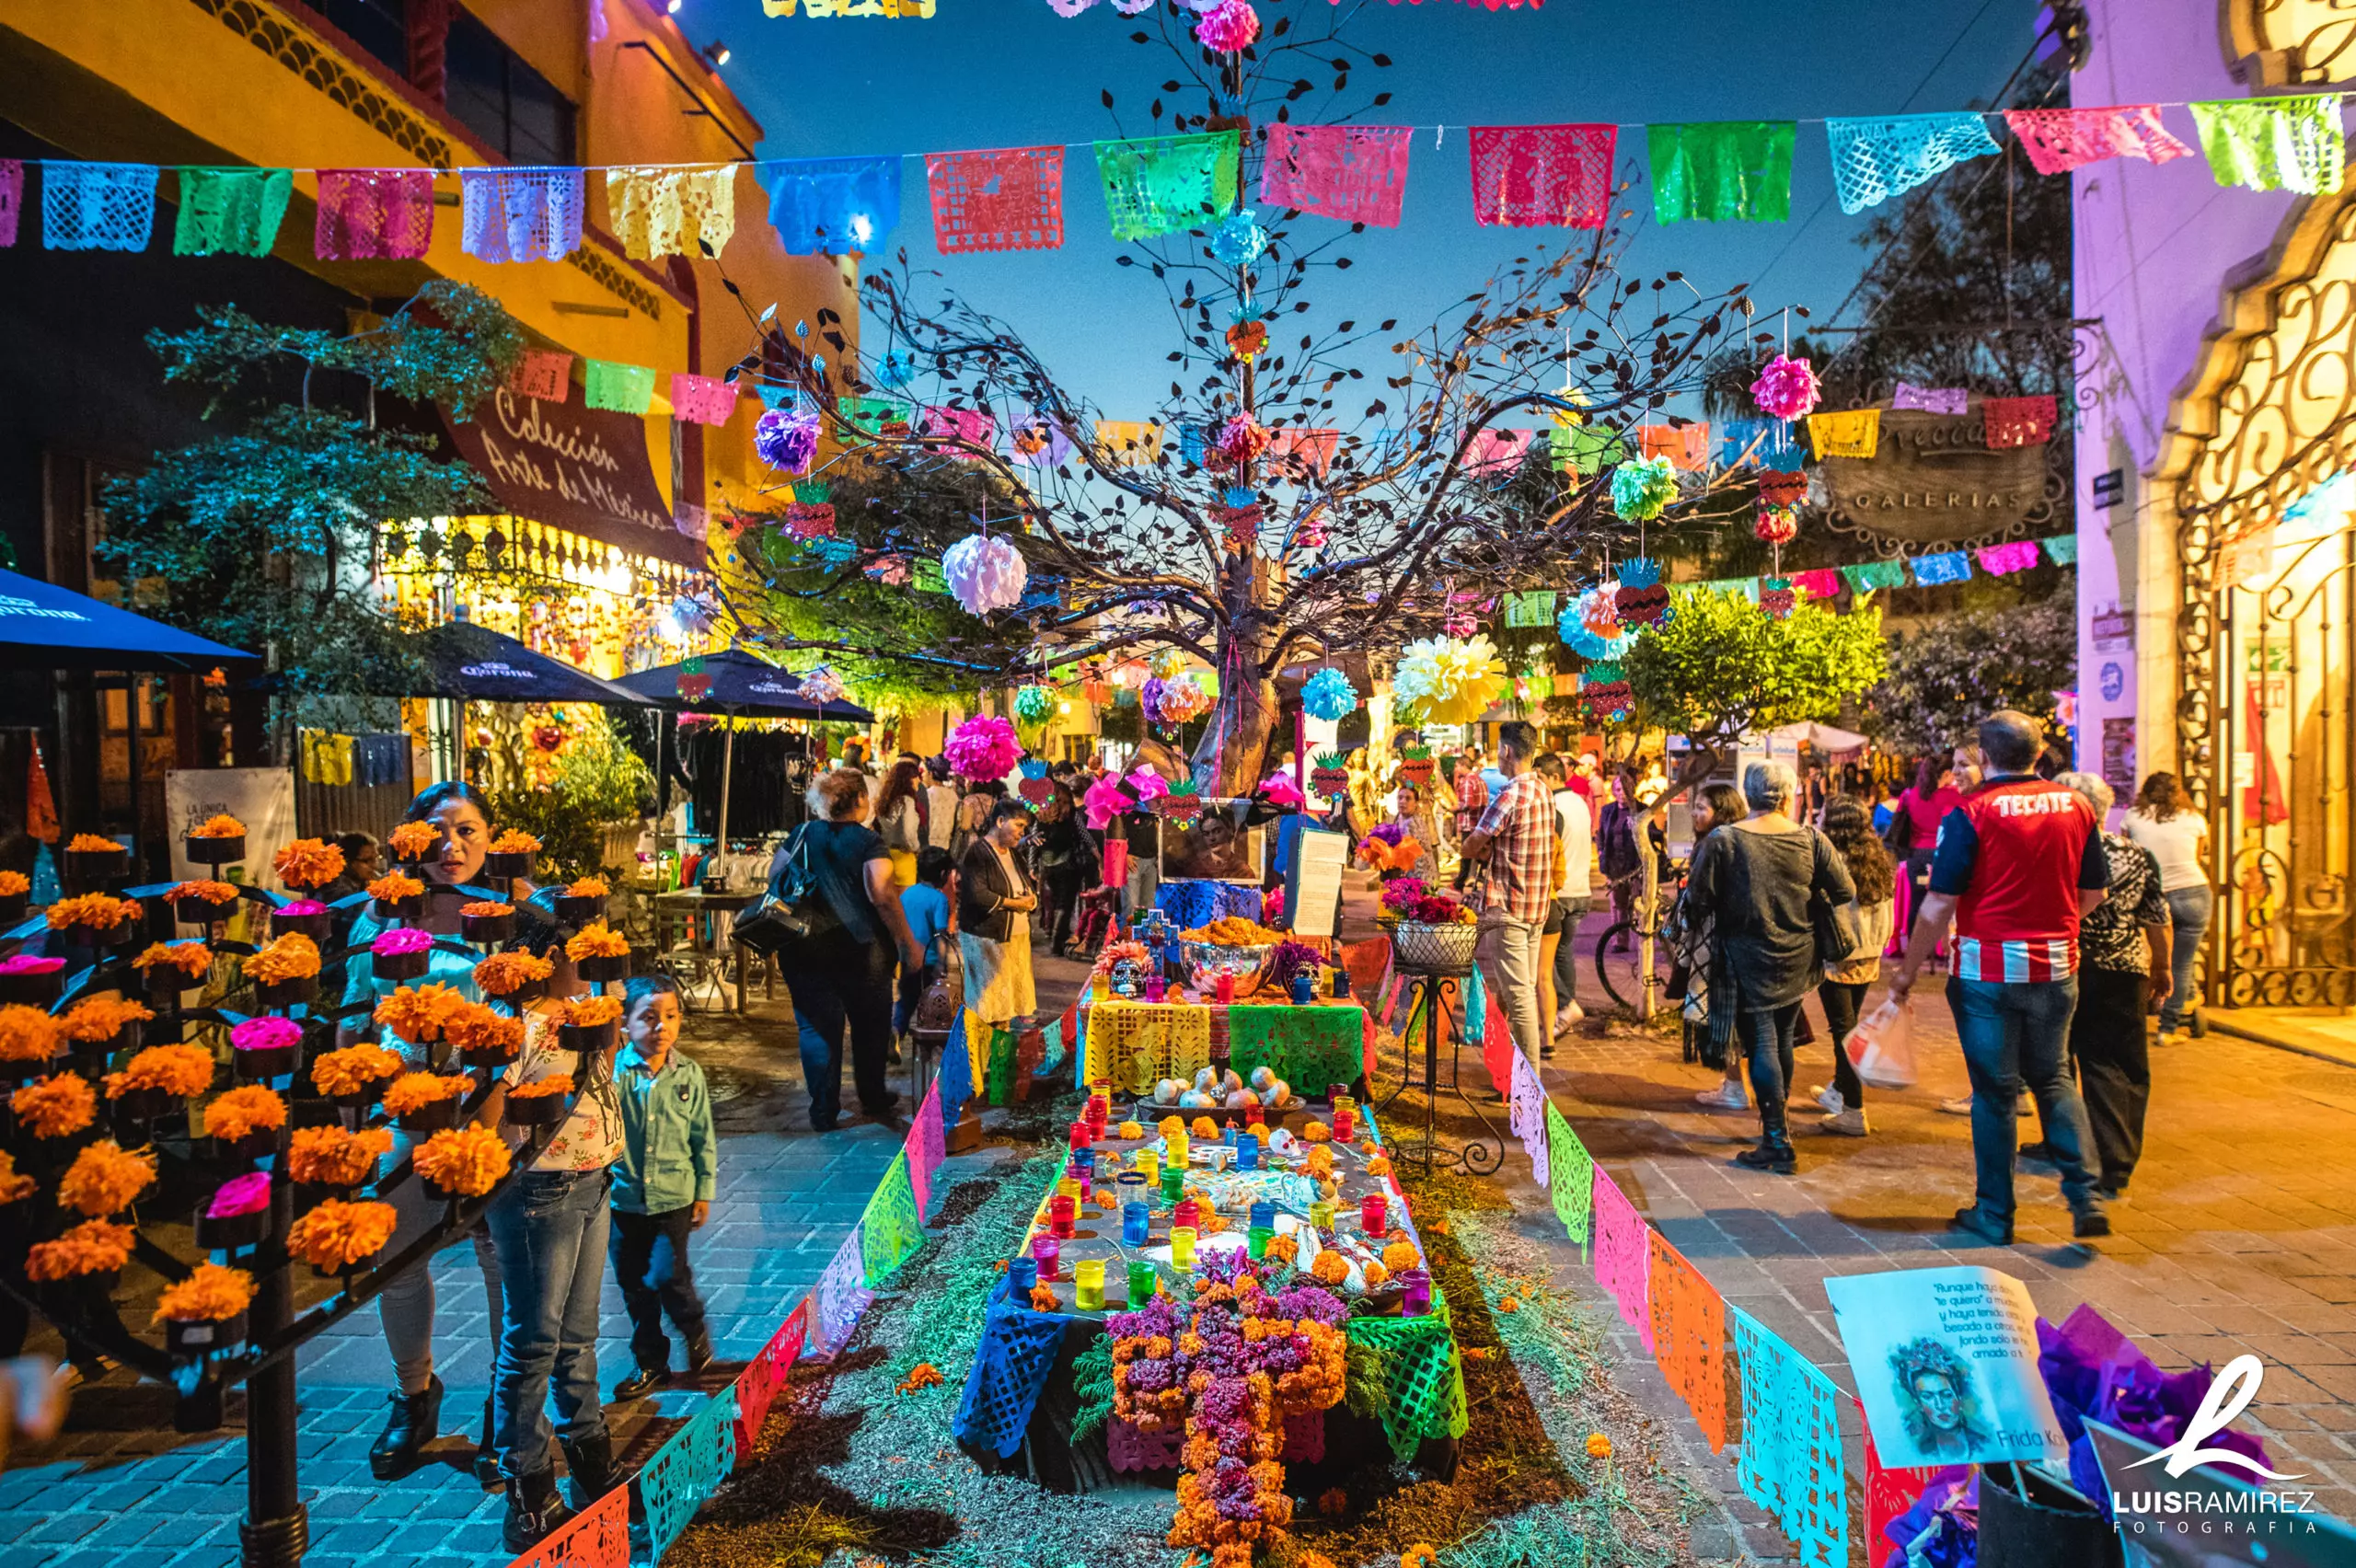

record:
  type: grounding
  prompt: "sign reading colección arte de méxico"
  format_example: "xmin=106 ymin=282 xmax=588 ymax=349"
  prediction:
xmin=442 ymin=392 xmax=704 ymax=570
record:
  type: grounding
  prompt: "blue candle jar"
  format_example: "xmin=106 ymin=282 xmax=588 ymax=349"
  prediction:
xmin=1249 ymin=1199 xmax=1276 ymax=1231
xmin=1237 ymin=1137 xmax=1260 ymax=1170
xmin=1123 ymin=1200 xmax=1151 ymax=1246
xmin=1010 ymin=1256 xmax=1039 ymax=1292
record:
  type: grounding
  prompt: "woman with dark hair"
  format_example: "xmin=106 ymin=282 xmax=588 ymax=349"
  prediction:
xmin=959 ymin=800 xmax=1041 ymax=1030
xmin=1809 ymin=794 xmax=1897 ymax=1137
xmin=1890 ymin=759 xmax=1962 ymax=941
xmin=1035 ymin=783 xmax=1096 ymax=958
xmin=2123 ymin=769 xmax=2211 ymax=1043
xmin=873 ymin=757 xmax=925 ymax=890
xmin=768 ymin=767 xmax=925 ymax=1132
xmin=1681 ymin=782 xmax=1752 ymax=1112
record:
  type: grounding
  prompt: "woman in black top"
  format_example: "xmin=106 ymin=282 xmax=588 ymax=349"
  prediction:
xmin=1684 ymin=760 xmax=1856 ymax=1174
xmin=1035 ymin=783 xmax=1097 ymax=957
xmin=767 ymin=767 xmax=925 ymax=1132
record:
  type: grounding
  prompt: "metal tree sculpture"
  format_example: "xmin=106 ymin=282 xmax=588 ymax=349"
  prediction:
xmin=715 ymin=0 xmax=1772 ymax=790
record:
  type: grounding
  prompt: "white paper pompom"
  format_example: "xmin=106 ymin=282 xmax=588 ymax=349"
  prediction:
xmin=941 ymin=534 xmax=1028 ymax=617
xmin=796 ymin=665 xmax=845 ymax=706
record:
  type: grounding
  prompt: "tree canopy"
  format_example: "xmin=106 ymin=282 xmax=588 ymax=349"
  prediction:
xmin=1866 ymin=593 xmax=2075 ymax=755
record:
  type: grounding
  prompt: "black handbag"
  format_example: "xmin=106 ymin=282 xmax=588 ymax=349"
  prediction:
xmin=732 ymin=827 xmax=839 ymax=958
xmin=1807 ymin=829 xmax=1865 ymax=969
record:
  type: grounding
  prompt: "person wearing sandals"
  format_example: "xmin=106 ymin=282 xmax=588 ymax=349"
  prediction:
xmin=1680 ymin=783 xmax=1750 ymax=1113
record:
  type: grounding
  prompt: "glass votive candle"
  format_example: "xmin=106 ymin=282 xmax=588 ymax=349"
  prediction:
xmin=1032 ymin=1235 xmax=1062 ymax=1280
xmin=1072 ymin=1146 xmax=1097 ymax=1179
xmin=1069 ymin=1120 xmax=1092 ymax=1150
xmin=1075 ymin=1258 xmax=1106 ymax=1311
xmin=1050 ymin=1194 xmax=1078 ymax=1239
xmin=1309 ymin=1199 xmax=1335 ymax=1231
xmin=1333 ymin=1109 xmax=1356 ymax=1142
xmin=1173 ymin=1198 xmax=1201 ymax=1231
xmin=1170 ymin=1226 xmax=1197 ymax=1267
xmin=1332 ymin=967 xmax=1351 ymax=997
xmin=1215 ymin=971 xmax=1235 ymax=1004
xmin=1247 ymin=1225 xmax=1272 ymax=1261
xmin=1161 ymin=1165 xmax=1186 ymax=1204
xmin=1057 ymin=1176 xmax=1084 ymax=1206
xmin=1144 ymin=975 xmax=1167 ymax=1002
xmin=1127 ymin=1260 xmax=1157 ymax=1303
xmin=1236 ymin=1138 xmax=1259 ymax=1170
xmin=1167 ymin=1132 xmax=1189 ymax=1169
xmin=1399 ymin=1267 xmax=1432 ymax=1316
xmin=1088 ymin=1092 xmax=1111 ymax=1124
xmin=1010 ymin=1255 xmax=1038 ymax=1292
xmin=1136 ymin=1148 xmax=1161 ymax=1182
xmin=1249 ymin=1200 xmax=1276 ymax=1231
xmin=1360 ymin=1193 xmax=1388 ymax=1235
xmin=1329 ymin=1084 xmax=1353 ymax=1109
xmin=1123 ymin=1200 xmax=1151 ymax=1246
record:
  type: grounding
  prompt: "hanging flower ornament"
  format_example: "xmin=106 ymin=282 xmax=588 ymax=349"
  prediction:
xmin=1582 ymin=663 xmax=1634 ymax=723
xmin=796 ymin=665 xmax=846 ymax=707
xmin=876 ymin=347 xmax=918 ymax=389
xmin=1207 ymin=415 xmax=1271 ymax=470
xmin=1561 ymin=589 xmax=1631 ymax=662
xmin=1209 ymin=209 xmax=1269 ymax=267
xmin=1610 ymin=455 xmax=1680 ymax=523
xmin=1750 ymin=352 xmax=1821 ymax=421
xmin=1193 ymin=0 xmax=1260 ymax=52
xmin=1300 ymin=667 xmax=1358 ymax=722
xmin=1155 ymin=674 xmax=1212 ymax=726
xmin=1613 ymin=558 xmax=1672 ymax=628
xmin=1015 ymin=685 xmax=1058 ymax=725
xmin=1753 ymin=505 xmax=1799 ymax=546
xmin=1392 ymin=634 xmax=1508 ymax=725
xmin=941 ymin=533 xmax=1028 ymax=617
xmin=1580 ymin=583 xmax=1623 ymax=640
xmin=944 ymin=715 xmax=1022 ymax=782
xmin=755 ymin=405 xmax=821 ymax=475
xmin=1225 ymin=319 xmax=1267 ymax=361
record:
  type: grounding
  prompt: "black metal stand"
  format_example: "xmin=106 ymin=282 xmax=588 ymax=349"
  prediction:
xmin=1373 ymin=969 xmax=1504 ymax=1176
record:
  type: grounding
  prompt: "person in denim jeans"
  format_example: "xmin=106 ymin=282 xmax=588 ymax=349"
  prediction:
xmin=2121 ymin=771 xmax=2212 ymax=1043
xmin=1892 ymin=711 xmax=2111 ymax=1245
xmin=481 ymin=999 xmax=626 ymax=1549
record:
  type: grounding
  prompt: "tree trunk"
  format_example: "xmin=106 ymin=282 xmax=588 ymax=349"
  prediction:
xmin=1193 ymin=569 xmax=1279 ymax=796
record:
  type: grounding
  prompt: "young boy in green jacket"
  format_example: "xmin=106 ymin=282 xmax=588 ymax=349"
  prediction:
xmin=609 ymin=976 xmax=718 ymax=1397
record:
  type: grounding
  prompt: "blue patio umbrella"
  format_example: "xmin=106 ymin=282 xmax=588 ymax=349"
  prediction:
xmin=0 ymin=569 xmax=254 ymax=671
xmin=403 ymin=620 xmax=651 ymax=706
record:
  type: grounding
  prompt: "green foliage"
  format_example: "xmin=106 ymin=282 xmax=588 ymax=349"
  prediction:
xmin=1622 ymin=589 xmax=1888 ymax=761
xmin=1068 ymin=1333 xmax=1116 ymax=1444
xmin=1867 ymin=594 xmax=2076 ymax=754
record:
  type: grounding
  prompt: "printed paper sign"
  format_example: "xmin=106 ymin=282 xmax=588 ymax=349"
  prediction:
xmin=1826 ymin=1264 xmax=2068 ymax=1470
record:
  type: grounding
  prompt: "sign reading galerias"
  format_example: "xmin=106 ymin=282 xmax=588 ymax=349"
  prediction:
xmin=1820 ymin=403 xmax=2053 ymax=545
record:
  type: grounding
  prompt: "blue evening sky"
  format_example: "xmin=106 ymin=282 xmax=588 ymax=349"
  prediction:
xmin=696 ymin=0 xmax=2030 ymax=418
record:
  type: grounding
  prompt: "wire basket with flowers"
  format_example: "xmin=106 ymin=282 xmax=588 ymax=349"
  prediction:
xmin=1388 ymin=888 xmax=1479 ymax=974
xmin=183 ymin=813 xmax=248 ymax=865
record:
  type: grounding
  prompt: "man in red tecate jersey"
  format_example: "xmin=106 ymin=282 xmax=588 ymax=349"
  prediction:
xmin=1892 ymin=710 xmax=2111 ymax=1246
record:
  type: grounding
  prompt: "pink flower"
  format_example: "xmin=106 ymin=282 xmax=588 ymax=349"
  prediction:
xmin=1193 ymin=0 xmax=1259 ymax=51
xmin=1257 ymin=773 xmax=1304 ymax=809
xmin=276 ymin=900 xmax=327 ymax=917
xmin=207 ymin=1172 xmax=273 ymax=1219
xmin=231 ymin=1016 xmax=304 ymax=1054
xmin=943 ymin=715 xmax=1022 ymax=782
xmin=1750 ymin=353 xmax=1821 ymax=421
xmin=371 ymin=928 xmax=434 ymax=956
xmin=0 ymin=955 xmax=66 ymax=975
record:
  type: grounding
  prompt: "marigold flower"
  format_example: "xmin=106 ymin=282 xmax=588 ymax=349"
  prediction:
xmin=381 ymin=1072 xmax=468 ymax=1118
xmin=473 ymin=951 xmax=553 ymax=997
xmin=1263 ymin=1235 xmax=1298 ymax=1266
xmin=188 ymin=815 xmax=247 ymax=839
xmin=1299 ymin=1120 xmax=1333 ymax=1144
xmin=135 ymin=940 xmax=214 ymax=977
xmin=66 ymin=834 xmax=125 ymax=855
xmin=412 ymin=1124 xmax=511 ymax=1196
xmin=1159 ymin=1115 xmax=1185 ymax=1138
xmin=366 ymin=873 xmax=425 ymax=904
xmin=310 ymin=1043 xmax=402 ymax=1098
xmin=488 ymin=830 xmax=542 ymax=855
xmin=561 ymin=994 xmax=622 ymax=1029
xmin=565 ymin=923 xmax=629 ymax=961
xmin=444 ymin=1004 xmax=525 ymax=1059
xmin=27 ymin=1218 xmax=134 ymax=1280
xmin=155 ymin=1262 xmax=256 ymax=1324
xmin=374 ymin=983 xmax=464 ymax=1044
xmin=1029 ymin=1285 xmax=1061 ymax=1311
xmin=1381 ymin=1241 xmax=1421 ymax=1275
xmin=506 ymin=1074 xmax=572 ymax=1101
xmin=1309 ymin=1251 xmax=1350 ymax=1286
xmin=0 ymin=1004 xmax=63 ymax=1063
xmin=165 ymin=880 xmax=238 ymax=906
xmin=1585 ymin=1432 xmax=1612 ymax=1459
xmin=460 ymin=900 xmax=514 ymax=918
xmin=387 ymin=822 xmax=440 ymax=859
xmin=1117 ymin=1120 xmax=1144 ymax=1139
xmin=103 ymin=1043 xmax=214 ymax=1101
xmin=1361 ymin=1260 xmax=1389 ymax=1289
xmin=271 ymin=838 xmax=344 ymax=889
xmin=371 ymin=928 xmax=434 ymax=958
xmin=245 ymin=933 xmax=322 ymax=985
xmin=564 ymin=877 xmax=609 ymax=899
xmin=1365 ymin=1155 xmax=1393 ymax=1178
xmin=13 ymin=1074 xmax=96 ymax=1138
xmin=45 ymin=893 xmax=142 ymax=931
xmin=57 ymin=1139 xmax=156 ymax=1216
xmin=202 ymin=1085 xmax=288 ymax=1142
xmin=286 ymin=1199 xmax=398 ymax=1270
xmin=1191 ymin=1115 xmax=1218 ymax=1139
xmin=895 ymin=1363 xmax=944 ymax=1394
xmin=287 ymin=1125 xmax=392 ymax=1187
xmin=62 ymin=997 xmax=156 ymax=1044
xmin=0 ymin=870 xmax=29 ymax=897
xmin=1497 ymin=1296 xmax=1521 ymax=1314
xmin=1402 ymin=1547 xmax=1438 ymax=1568
xmin=1305 ymin=1147 xmax=1334 ymax=1180
xmin=0 ymin=1151 xmax=35 ymax=1205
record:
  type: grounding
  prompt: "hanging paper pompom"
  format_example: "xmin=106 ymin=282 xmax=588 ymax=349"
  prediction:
xmin=1126 ymin=767 xmax=1171 ymax=804
xmin=1556 ymin=597 xmax=1628 ymax=661
xmin=1579 ymin=584 xmax=1623 ymax=640
xmin=1014 ymin=685 xmax=1057 ymax=725
xmin=876 ymin=347 xmax=918 ymax=389
xmin=944 ymin=715 xmax=1022 ymax=782
xmin=941 ymin=534 xmax=1028 ymax=616
xmin=1193 ymin=0 xmax=1259 ymax=52
xmin=1081 ymin=775 xmax=1135 ymax=830
xmin=1392 ymin=634 xmax=1508 ymax=725
xmin=1138 ymin=675 xmax=1167 ymax=724
xmin=1613 ymin=558 xmax=1672 ymax=628
xmin=1156 ymin=674 xmax=1212 ymax=725
xmin=1301 ymin=666 xmax=1358 ymax=722
xmin=1294 ymin=517 xmax=1327 ymax=550
xmin=755 ymin=406 xmax=820 ymax=475
xmin=1610 ymin=455 xmax=1680 ymax=523
xmin=1582 ymin=663 xmax=1634 ymax=724
xmin=1257 ymin=771 xmax=1305 ymax=809
xmin=1209 ymin=208 xmax=1269 ymax=266
xmin=1226 ymin=319 xmax=1267 ymax=361
xmin=796 ymin=666 xmax=846 ymax=707
xmin=1750 ymin=353 xmax=1821 ymax=421
xmin=1208 ymin=414 xmax=1271 ymax=469
xmin=1753 ymin=505 xmax=1799 ymax=545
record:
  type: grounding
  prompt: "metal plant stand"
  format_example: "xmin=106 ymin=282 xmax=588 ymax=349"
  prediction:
xmin=1374 ymin=964 xmax=1505 ymax=1176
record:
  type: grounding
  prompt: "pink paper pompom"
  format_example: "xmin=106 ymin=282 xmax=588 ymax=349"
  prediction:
xmin=231 ymin=1016 xmax=304 ymax=1054
xmin=1082 ymin=776 xmax=1137 ymax=831
xmin=1194 ymin=0 xmax=1259 ymax=51
xmin=944 ymin=715 xmax=1022 ymax=782
xmin=1750 ymin=354 xmax=1820 ymax=421
xmin=1126 ymin=767 xmax=1171 ymax=803
xmin=1258 ymin=773 xmax=1305 ymax=809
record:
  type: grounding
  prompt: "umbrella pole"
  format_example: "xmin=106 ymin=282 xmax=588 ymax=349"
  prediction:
xmin=716 ymin=720 xmax=735 ymax=858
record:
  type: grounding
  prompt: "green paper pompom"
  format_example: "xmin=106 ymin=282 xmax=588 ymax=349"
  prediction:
xmin=1015 ymin=685 xmax=1057 ymax=724
xmin=1610 ymin=455 xmax=1680 ymax=522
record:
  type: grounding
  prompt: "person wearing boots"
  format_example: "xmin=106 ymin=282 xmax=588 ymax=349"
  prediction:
xmin=1682 ymin=761 xmax=1857 ymax=1176
xmin=608 ymin=976 xmax=718 ymax=1399
xmin=479 ymin=970 xmax=629 ymax=1548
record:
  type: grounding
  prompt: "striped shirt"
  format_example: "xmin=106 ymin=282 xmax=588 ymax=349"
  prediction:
xmin=1928 ymin=775 xmax=2108 ymax=983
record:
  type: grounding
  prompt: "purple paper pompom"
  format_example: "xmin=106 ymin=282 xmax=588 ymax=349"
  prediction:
xmin=755 ymin=407 xmax=821 ymax=474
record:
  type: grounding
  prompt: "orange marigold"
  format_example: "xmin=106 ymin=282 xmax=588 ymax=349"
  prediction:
xmin=1299 ymin=1120 xmax=1333 ymax=1144
xmin=1497 ymin=1296 xmax=1521 ymax=1314
xmin=473 ymin=951 xmax=553 ymax=997
xmin=564 ymin=923 xmax=629 ymax=961
xmin=1365 ymin=1155 xmax=1393 ymax=1178
xmin=61 ymin=997 xmax=156 ymax=1043
xmin=412 ymin=1124 xmax=511 ymax=1197
xmin=57 ymin=1140 xmax=156 ymax=1216
xmin=45 ymin=893 xmax=143 ymax=931
xmin=373 ymin=983 xmax=464 ymax=1044
xmin=1116 ymin=1120 xmax=1144 ymax=1139
xmin=1585 ymin=1432 xmax=1612 ymax=1459
xmin=271 ymin=838 xmax=344 ymax=889
xmin=1029 ymin=1285 xmax=1060 ymax=1311
xmin=103 ymin=1043 xmax=214 ymax=1100
xmin=165 ymin=880 xmax=238 ymax=906
xmin=387 ymin=822 xmax=440 ymax=859
xmin=459 ymin=900 xmax=514 ymax=918
xmin=12 ymin=1074 xmax=96 ymax=1138
xmin=0 ymin=1005 xmax=63 ymax=1063
xmin=365 ymin=872 xmax=425 ymax=903
xmin=1402 ymin=1547 xmax=1438 ymax=1568
xmin=189 ymin=814 xmax=247 ymax=839
xmin=564 ymin=877 xmax=609 ymax=899
xmin=1305 ymin=1147 xmax=1334 ymax=1179
xmin=381 ymin=1072 xmax=468 ymax=1117
xmin=286 ymin=1199 xmax=398 ymax=1270
xmin=27 ymin=1218 xmax=134 ymax=1281
xmin=0 ymin=1150 xmax=35 ymax=1205
xmin=244 ymin=933 xmax=322 ymax=985
xmin=1309 ymin=1251 xmax=1350 ymax=1286
xmin=155 ymin=1262 xmax=256 ymax=1324
xmin=561 ymin=994 xmax=622 ymax=1028
xmin=0 ymin=870 xmax=28 ymax=897
xmin=444 ymin=1005 xmax=525 ymax=1058
xmin=202 ymin=1085 xmax=287 ymax=1142
xmin=66 ymin=834 xmax=124 ymax=855
xmin=1361 ymin=1260 xmax=1389 ymax=1289
xmin=1159 ymin=1115 xmax=1185 ymax=1138
xmin=309 ymin=1043 xmax=402 ymax=1098
xmin=288 ymin=1125 xmax=392 ymax=1187
xmin=1381 ymin=1241 xmax=1421 ymax=1275
xmin=1263 ymin=1235 xmax=1299 ymax=1266
xmin=506 ymin=1074 xmax=572 ymax=1101
xmin=895 ymin=1363 xmax=944 ymax=1394
xmin=135 ymin=940 xmax=214 ymax=977
xmin=489 ymin=829 xmax=542 ymax=854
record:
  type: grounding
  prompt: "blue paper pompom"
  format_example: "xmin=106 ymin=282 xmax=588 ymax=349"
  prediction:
xmin=1209 ymin=209 xmax=1269 ymax=267
xmin=1301 ymin=667 xmax=1358 ymax=722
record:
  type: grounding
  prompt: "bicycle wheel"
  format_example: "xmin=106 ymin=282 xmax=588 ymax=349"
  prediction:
xmin=1595 ymin=923 xmax=1674 ymax=1016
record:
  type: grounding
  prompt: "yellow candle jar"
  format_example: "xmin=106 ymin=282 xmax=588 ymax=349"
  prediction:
xmin=1074 ymin=1258 xmax=1106 ymax=1310
xmin=1170 ymin=1226 xmax=1197 ymax=1267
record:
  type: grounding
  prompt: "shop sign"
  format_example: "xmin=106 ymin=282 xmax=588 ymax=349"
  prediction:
xmin=1819 ymin=405 xmax=2050 ymax=545
xmin=2092 ymin=468 xmax=2124 ymax=510
xmin=444 ymin=391 xmax=703 ymax=570
xmin=2091 ymin=605 xmax=2133 ymax=651
xmin=2102 ymin=718 xmax=2135 ymax=796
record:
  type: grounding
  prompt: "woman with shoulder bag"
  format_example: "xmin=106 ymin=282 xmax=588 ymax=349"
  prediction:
xmin=765 ymin=768 xmax=925 ymax=1133
xmin=960 ymin=801 xmax=1042 ymax=1032
xmin=1683 ymin=761 xmax=1856 ymax=1174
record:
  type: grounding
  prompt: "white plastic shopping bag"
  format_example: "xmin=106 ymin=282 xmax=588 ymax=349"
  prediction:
xmin=1844 ymin=997 xmax=1918 ymax=1090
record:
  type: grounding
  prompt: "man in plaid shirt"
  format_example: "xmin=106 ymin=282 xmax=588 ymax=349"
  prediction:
xmin=1462 ymin=721 xmax=1557 ymax=1066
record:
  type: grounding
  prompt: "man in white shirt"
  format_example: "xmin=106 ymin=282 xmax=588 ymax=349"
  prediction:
xmin=922 ymin=756 xmax=959 ymax=853
xmin=1538 ymin=752 xmax=1594 ymax=1038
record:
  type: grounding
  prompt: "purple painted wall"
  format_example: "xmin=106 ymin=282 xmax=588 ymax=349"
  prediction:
xmin=2072 ymin=0 xmax=2298 ymax=780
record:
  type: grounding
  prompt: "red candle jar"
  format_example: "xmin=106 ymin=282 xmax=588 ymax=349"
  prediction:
xmin=1050 ymin=1195 xmax=1078 ymax=1239
xmin=1244 ymin=1104 xmax=1265 ymax=1126
xmin=1333 ymin=1108 xmax=1355 ymax=1142
xmin=1172 ymin=1198 xmax=1200 ymax=1231
xmin=1216 ymin=972 xmax=1236 ymax=1004
xmin=1069 ymin=1121 xmax=1092 ymax=1151
xmin=1088 ymin=1094 xmax=1111 ymax=1127
xmin=1360 ymin=1193 xmax=1387 ymax=1235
